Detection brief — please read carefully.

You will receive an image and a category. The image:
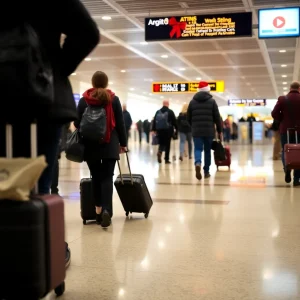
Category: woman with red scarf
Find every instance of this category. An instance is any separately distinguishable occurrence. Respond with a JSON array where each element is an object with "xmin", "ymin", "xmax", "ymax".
[{"xmin": 74, "ymin": 71, "xmax": 127, "ymax": 228}]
